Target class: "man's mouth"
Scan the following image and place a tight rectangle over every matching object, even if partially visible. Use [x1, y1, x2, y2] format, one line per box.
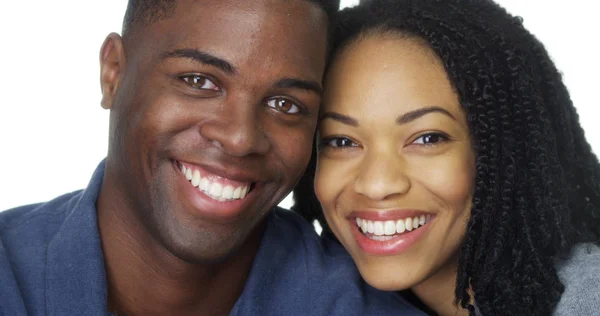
[354, 214, 433, 241]
[176, 160, 255, 202]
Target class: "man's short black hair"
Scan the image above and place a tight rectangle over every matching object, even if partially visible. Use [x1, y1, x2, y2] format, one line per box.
[122, 0, 176, 34]
[122, 0, 340, 45]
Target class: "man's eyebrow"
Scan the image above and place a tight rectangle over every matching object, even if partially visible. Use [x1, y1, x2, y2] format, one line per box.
[161, 48, 237, 75]
[319, 112, 359, 126]
[274, 78, 323, 96]
[396, 106, 456, 125]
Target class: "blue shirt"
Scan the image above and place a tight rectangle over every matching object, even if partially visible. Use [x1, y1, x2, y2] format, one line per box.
[0, 161, 424, 316]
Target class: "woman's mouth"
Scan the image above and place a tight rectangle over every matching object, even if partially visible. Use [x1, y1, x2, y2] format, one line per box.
[354, 214, 432, 241]
[348, 212, 435, 255]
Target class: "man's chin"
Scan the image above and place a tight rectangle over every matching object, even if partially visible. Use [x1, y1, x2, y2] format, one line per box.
[157, 217, 266, 265]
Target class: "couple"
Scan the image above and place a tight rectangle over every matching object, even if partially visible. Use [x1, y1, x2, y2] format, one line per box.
[1, 0, 598, 315]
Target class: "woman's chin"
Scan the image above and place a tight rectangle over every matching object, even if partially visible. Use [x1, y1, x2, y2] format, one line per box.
[356, 260, 422, 292]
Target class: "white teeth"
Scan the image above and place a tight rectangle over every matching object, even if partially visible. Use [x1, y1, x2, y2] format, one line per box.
[240, 186, 249, 199]
[356, 214, 432, 238]
[180, 164, 251, 201]
[405, 218, 413, 231]
[222, 185, 234, 200]
[199, 178, 210, 192]
[233, 187, 242, 199]
[384, 220, 396, 235]
[209, 183, 223, 197]
[360, 219, 368, 233]
[396, 219, 406, 233]
[368, 235, 394, 241]
[191, 170, 201, 187]
[374, 221, 384, 236]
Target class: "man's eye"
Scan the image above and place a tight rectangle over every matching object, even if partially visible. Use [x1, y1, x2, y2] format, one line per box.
[179, 75, 220, 91]
[412, 132, 449, 145]
[320, 137, 358, 148]
[266, 97, 301, 114]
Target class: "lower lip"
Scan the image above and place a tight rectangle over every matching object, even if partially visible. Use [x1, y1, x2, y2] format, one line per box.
[350, 219, 431, 255]
[172, 160, 255, 221]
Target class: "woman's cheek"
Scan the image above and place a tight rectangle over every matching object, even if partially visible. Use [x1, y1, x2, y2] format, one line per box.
[409, 149, 475, 208]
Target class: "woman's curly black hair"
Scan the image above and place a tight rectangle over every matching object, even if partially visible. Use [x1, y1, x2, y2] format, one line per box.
[292, 0, 600, 315]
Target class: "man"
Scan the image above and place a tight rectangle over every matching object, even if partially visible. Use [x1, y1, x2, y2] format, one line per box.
[0, 1, 423, 315]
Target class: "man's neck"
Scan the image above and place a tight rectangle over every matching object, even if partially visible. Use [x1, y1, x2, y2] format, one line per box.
[96, 175, 263, 316]
[411, 256, 469, 316]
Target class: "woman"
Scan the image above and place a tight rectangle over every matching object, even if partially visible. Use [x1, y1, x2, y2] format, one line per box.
[293, 0, 600, 315]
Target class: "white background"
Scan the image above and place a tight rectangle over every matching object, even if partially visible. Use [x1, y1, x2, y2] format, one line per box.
[0, 1, 598, 211]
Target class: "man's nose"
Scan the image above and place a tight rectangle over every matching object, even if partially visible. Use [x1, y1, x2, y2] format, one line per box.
[199, 99, 271, 157]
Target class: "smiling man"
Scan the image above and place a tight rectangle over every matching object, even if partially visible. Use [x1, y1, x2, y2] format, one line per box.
[0, 0, 424, 315]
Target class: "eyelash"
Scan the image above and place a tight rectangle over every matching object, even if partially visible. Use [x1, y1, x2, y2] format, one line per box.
[319, 132, 450, 150]
[411, 132, 450, 146]
[178, 74, 220, 91]
[266, 97, 304, 115]
[319, 136, 359, 149]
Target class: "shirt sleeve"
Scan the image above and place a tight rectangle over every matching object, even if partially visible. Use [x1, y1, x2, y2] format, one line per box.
[553, 243, 600, 316]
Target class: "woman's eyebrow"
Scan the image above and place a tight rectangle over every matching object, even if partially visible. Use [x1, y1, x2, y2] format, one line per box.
[396, 106, 456, 125]
[319, 112, 359, 126]
[320, 106, 455, 127]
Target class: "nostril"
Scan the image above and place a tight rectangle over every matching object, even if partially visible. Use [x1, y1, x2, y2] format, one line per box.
[200, 120, 270, 156]
[211, 140, 223, 148]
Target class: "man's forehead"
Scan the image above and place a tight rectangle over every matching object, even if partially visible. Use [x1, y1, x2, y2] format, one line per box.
[126, 0, 328, 86]
[146, 1, 327, 58]
[137, 0, 326, 41]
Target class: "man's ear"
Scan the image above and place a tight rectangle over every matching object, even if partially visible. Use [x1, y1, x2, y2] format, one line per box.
[100, 33, 126, 110]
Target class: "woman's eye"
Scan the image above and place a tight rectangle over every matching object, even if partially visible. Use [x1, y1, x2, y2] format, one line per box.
[180, 75, 220, 91]
[321, 137, 358, 148]
[266, 97, 301, 114]
[412, 133, 449, 145]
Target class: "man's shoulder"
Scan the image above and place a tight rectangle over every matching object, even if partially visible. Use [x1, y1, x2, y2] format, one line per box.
[554, 243, 600, 315]
[0, 190, 85, 316]
[267, 207, 356, 268]
[238, 208, 425, 315]
[1, 190, 83, 234]
[0, 190, 85, 277]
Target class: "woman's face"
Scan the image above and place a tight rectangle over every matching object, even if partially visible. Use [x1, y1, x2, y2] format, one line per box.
[315, 34, 476, 291]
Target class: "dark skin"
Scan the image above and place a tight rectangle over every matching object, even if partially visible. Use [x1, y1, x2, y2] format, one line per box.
[97, 0, 328, 315]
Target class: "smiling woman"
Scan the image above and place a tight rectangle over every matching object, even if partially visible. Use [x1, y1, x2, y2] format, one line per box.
[293, 0, 600, 315]
[315, 32, 477, 293]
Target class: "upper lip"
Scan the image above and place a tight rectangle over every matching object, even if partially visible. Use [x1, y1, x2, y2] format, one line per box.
[348, 209, 433, 221]
[174, 158, 267, 183]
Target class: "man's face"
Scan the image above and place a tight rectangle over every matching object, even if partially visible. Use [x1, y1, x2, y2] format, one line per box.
[101, 0, 327, 263]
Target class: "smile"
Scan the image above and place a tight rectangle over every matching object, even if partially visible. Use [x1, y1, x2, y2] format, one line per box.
[355, 215, 432, 241]
[176, 160, 254, 202]
[348, 210, 435, 255]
